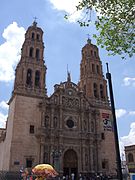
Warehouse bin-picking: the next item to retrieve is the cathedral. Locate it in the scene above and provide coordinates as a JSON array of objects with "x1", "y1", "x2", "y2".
[{"x1": 0, "y1": 21, "x2": 117, "y2": 178}]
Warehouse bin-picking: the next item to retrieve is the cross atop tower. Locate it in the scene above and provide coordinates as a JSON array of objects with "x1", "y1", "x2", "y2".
[
  {"x1": 33, "y1": 17, "x2": 38, "y2": 26},
  {"x1": 87, "y1": 34, "x2": 91, "y2": 44}
]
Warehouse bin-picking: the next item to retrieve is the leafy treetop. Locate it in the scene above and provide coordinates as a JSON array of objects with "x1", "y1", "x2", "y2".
[{"x1": 65, "y1": 0, "x2": 135, "y2": 59}]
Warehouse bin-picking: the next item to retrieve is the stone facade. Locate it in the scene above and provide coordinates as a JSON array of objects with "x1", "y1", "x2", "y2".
[
  {"x1": 0, "y1": 21, "x2": 117, "y2": 178},
  {"x1": 125, "y1": 145, "x2": 135, "y2": 173}
]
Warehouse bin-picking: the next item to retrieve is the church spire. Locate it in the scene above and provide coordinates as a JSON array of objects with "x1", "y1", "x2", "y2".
[{"x1": 12, "y1": 22, "x2": 47, "y2": 98}]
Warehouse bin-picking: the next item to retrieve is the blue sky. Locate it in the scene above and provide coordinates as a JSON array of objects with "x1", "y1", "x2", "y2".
[{"x1": 0, "y1": 0, "x2": 135, "y2": 155}]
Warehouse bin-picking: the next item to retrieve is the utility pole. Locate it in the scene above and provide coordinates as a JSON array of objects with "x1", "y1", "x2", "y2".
[{"x1": 106, "y1": 63, "x2": 123, "y2": 180}]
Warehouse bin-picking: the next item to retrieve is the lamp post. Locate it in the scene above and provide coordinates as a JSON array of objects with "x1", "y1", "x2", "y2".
[
  {"x1": 106, "y1": 63, "x2": 123, "y2": 180},
  {"x1": 51, "y1": 149, "x2": 62, "y2": 172}
]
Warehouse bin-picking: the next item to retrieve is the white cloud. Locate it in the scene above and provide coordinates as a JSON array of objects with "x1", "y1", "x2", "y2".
[
  {"x1": 0, "y1": 101, "x2": 9, "y2": 110},
  {"x1": 129, "y1": 111, "x2": 135, "y2": 115},
  {"x1": 119, "y1": 122, "x2": 135, "y2": 158},
  {"x1": 123, "y1": 77, "x2": 135, "y2": 87},
  {"x1": 0, "y1": 22, "x2": 25, "y2": 82},
  {"x1": 49, "y1": 0, "x2": 83, "y2": 22},
  {"x1": 116, "y1": 109, "x2": 127, "y2": 119},
  {"x1": 0, "y1": 112, "x2": 7, "y2": 128}
]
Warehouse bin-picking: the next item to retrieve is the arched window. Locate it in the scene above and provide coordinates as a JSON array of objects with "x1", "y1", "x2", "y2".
[
  {"x1": 29, "y1": 47, "x2": 33, "y2": 57},
  {"x1": 96, "y1": 65, "x2": 99, "y2": 74},
  {"x1": 31, "y1": 32, "x2": 35, "y2": 40},
  {"x1": 128, "y1": 153, "x2": 134, "y2": 162},
  {"x1": 92, "y1": 64, "x2": 95, "y2": 73},
  {"x1": 35, "y1": 70, "x2": 40, "y2": 87},
  {"x1": 100, "y1": 84, "x2": 104, "y2": 98},
  {"x1": 93, "y1": 83, "x2": 98, "y2": 98},
  {"x1": 37, "y1": 34, "x2": 40, "y2": 40},
  {"x1": 36, "y1": 49, "x2": 40, "y2": 60},
  {"x1": 26, "y1": 69, "x2": 32, "y2": 86}
]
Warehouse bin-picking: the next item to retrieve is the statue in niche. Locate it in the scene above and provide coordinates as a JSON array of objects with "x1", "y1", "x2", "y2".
[
  {"x1": 53, "y1": 117, "x2": 57, "y2": 128},
  {"x1": 44, "y1": 116, "x2": 49, "y2": 128}
]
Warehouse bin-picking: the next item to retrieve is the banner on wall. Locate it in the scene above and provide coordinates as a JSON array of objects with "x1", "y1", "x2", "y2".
[{"x1": 102, "y1": 113, "x2": 113, "y2": 131}]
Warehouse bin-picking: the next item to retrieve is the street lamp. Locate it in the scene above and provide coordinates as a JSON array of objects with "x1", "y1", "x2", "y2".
[
  {"x1": 106, "y1": 63, "x2": 123, "y2": 180},
  {"x1": 51, "y1": 149, "x2": 62, "y2": 172}
]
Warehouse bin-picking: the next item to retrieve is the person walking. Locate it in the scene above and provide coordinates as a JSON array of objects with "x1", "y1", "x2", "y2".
[{"x1": 71, "y1": 173, "x2": 75, "y2": 180}]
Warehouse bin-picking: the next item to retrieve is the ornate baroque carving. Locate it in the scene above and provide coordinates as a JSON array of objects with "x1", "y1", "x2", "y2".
[{"x1": 62, "y1": 96, "x2": 79, "y2": 108}]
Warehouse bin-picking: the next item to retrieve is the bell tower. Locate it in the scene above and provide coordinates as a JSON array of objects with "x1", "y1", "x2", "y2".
[
  {"x1": 2, "y1": 22, "x2": 47, "y2": 171},
  {"x1": 79, "y1": 39, "x2": 108, "y2": 103},
  {"x1": 13, "y1": 20, "x2": 47, "y2": 98}
]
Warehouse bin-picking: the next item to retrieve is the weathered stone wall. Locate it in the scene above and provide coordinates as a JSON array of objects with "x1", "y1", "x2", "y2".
[{"x1": 1, "y1": 95, "x2": 42, "y2": 172}]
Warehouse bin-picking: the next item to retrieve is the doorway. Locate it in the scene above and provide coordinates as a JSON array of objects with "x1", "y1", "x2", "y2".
[{"x1": 63, "y1": 149, "x2": 78, "y2": 180}]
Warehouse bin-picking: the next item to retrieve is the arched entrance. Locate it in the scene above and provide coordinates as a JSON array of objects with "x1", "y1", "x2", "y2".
[{"x1": 63, "y1": 149, "x2": 78, "y2": 179}]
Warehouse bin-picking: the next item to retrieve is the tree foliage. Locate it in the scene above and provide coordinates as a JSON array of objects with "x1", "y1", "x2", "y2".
[{"x1": 67, "y1": 0, "x2": 135, "y2": 59}]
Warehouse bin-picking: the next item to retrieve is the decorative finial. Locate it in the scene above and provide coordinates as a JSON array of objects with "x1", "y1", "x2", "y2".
[
  {"x1": 67, "y1": 65, "x2": 71, "y2": 82},
  {"x1": 33, "y1": 17, "x2": 37, "y2": 26},
  {"x1": 87, "y1": 34, "x2": 91, "y2": 44}
]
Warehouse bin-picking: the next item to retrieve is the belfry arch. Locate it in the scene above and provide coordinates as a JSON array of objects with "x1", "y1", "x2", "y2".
[{"x1": 63, "y1": 149, "x2": 78, "y2": 179}]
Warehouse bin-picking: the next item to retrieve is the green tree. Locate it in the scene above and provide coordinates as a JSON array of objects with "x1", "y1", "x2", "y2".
[{"x1": 65, "y1": 0, "x2": 135, "y2": 59}]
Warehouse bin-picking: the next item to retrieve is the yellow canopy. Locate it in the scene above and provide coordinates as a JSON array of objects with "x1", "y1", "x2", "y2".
[{"x1": 32, "y1": 164, "x2": 58, "y2": 178}]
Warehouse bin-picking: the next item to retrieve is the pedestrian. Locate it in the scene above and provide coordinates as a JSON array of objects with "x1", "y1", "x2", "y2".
[
  {"x1": 79, "y1": 173, "x2": 83, "y2": 180},
  {"x1": 71, "y1": 173, "x2": 75, "y2": 180}
]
